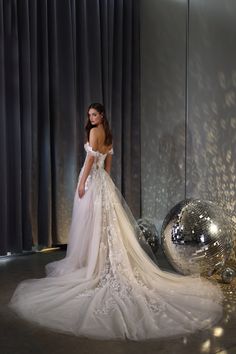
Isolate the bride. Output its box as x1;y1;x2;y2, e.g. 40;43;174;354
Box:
9;103;223;340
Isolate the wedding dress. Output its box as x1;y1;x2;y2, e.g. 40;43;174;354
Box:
9;142;223;340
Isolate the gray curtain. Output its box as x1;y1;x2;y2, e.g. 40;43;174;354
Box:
0;0;141;255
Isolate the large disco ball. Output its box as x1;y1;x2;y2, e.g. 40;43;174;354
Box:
161;199;234;275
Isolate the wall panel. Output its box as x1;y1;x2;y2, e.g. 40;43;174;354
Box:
187;0;236;214
140;0;187;222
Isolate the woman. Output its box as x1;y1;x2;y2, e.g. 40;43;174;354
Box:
9;103;223;340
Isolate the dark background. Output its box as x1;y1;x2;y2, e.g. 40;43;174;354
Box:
1;0;236;255
0;0;140;254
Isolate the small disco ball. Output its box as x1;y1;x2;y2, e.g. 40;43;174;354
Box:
221;267;236;284
137;218;159;253
161;199;234;275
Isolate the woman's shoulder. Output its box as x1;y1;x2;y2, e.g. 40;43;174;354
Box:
90;126;100;136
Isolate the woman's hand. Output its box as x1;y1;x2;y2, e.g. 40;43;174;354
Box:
78;182;85;198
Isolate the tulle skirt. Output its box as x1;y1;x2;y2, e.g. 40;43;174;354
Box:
9;168;223;340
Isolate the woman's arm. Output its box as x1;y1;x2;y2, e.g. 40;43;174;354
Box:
78;156;94;198
78;129;98;198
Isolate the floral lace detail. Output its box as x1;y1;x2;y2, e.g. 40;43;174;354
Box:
75;153;164;318
77;143;114;194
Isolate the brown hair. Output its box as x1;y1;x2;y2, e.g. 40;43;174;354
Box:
85;103;112;145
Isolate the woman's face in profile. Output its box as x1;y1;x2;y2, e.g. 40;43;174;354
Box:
88;108;103;126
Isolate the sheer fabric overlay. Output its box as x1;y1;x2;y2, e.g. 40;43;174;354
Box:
9;143;223;340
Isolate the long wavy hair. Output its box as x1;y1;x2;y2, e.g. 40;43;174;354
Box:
85;103;112;145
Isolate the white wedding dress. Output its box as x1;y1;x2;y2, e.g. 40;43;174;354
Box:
9;142;223;340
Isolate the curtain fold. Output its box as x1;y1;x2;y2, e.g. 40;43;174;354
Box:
0;0;141;255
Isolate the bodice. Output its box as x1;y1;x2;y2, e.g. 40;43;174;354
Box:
84;142;113;169
78;142;113;191
77;143;114;191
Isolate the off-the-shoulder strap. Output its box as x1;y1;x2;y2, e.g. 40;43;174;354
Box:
85;143;99;157
108;146;114;155
84;142;113;156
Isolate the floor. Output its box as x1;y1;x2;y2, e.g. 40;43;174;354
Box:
1;249;236;354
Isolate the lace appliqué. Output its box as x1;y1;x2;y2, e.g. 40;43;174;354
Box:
76;155;161;317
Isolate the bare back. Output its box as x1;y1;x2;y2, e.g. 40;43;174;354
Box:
90;126;112;154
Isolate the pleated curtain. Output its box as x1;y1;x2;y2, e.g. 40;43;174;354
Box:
0;0;141;255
